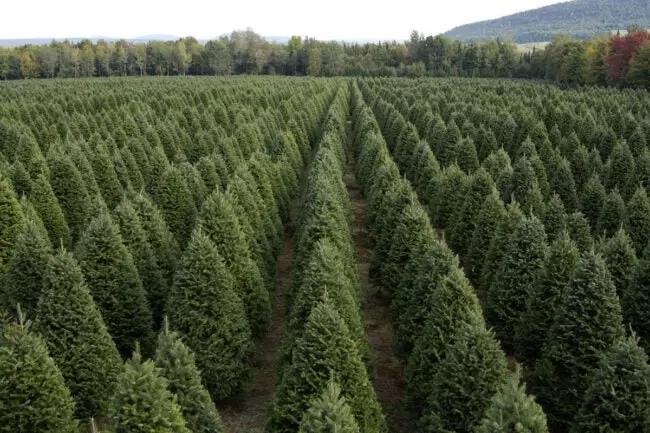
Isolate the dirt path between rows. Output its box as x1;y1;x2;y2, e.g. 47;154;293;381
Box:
344;140;414;433
217;224;294;433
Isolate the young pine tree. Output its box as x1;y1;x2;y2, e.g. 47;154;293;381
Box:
0;176;25;274
535;251;625;431
602;228;638;299
75;212;154;357
166;229;252;400
298;380;361;433
0;312;78;433
108;346;190;433
29;173;71;247
465;188;505;283
624;186;650;254
156;165;197;248
570;336;650;433
155;319;225;433
35;250;122;421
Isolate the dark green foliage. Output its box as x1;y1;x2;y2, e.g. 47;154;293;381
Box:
48;152;90;244
35;250;122;420
509;156;544;216
624;243;650;351
157;165;197;248
0;315;78;433
108;347;190;433
487;215;547;344
166;229;252;400
436;119;460;166
570;336;650;433
89;139;123;209
456;136;480;173
542;193;566;241
113;198;168;329
624;186;650;254
298;380;361;433
405;266;484;414
198;189;270;337
30;173;70;247
75;212;154;357
266;295;386;433
605;140;635;196
430;163;468;229
155;320;225;433
476;368;549;433
0;176;25;275
535;251;625;431
515;232;580;367
550;157;578;212
567;211;594;252
10;161;32;197
420;318;509;433
603;228;637;299
481;201;524;289
1;220;51;314
597;188;626;237
580;174;606;232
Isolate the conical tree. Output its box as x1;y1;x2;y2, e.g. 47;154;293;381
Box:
476;368;549;433
535;251;625;431
487;215;547;345
166;229;252;400
405;265;484;414
88;138;123;210
542;193;567;242
266;295;386;433
35;249;122;421
113;198;167;329
430;164;468;230
298;380;361;433
0;176;25;275
198;189;270;337
75;212;154;357
0;312;78;433
420;317;509;433
108;346;190;433
29;173;70;247
2;219;51;315
155;319;225;433
623;243;650;351
550;157;578;212
580;174;606;233
605;140;635;195
156;165;197;248
481;201;524;290
603;228;638;299
567;211;595;252
515;232;580;367
570;336;650;433
624;186;650;254
465;189;506;283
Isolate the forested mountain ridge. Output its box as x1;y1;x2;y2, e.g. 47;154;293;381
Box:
444;0;650;43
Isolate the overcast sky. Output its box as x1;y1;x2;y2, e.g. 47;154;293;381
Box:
2;0;564;41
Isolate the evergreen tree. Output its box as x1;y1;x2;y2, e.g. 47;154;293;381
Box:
605;140;635;196
430;164;468;229
509;157;544;216
266;295;386;433
580;174;606;232
298;380;361;433
157;165;197;248
535;251;625;431
167;229;252;400
456;136;480;173
405;265;483;414
420;318;509;433
487;215;547;345
48;152;90;244
35;250;122;420
603;228;638;299
108;346;190;433
30;173;70;248
481;201;524;290
515;232;580;367
624;243;650;351
0;313;78;433
476;368;549;433
624;186;650;254
550;157;578;212
88;138;123;209
570;336;650;433
75;212;154;357
155;319;225;433
542;193;566;241
0;176;25;275
566;211;594;252
198;189;270;337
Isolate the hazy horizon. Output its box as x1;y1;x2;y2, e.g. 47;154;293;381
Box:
3;0;565;41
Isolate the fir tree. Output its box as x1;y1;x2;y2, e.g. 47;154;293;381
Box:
420;317;509;433
476;368;549;433
2;219;51;315
266;295;386;433
155;319;225;433
0;176;25;275
624;243;650;351
456;136;480;173
605;140;635;197
157;165;197;248
550;157;578;212
567;212;594;252
515;232;580;367
542;193;567;241
602;228;638;299
35;250;122;420
624;186;650;254
580;174;606;232
166;229;252;400
30;173;70;248
405;265;484;414
48;152;90;244
88;138;123;209
570;336;650;433
487;215;547;345
298;380;361;433
108;346;190;433
535;251;625;431
0;312;78;433
481;201;524;290
75;212;154;357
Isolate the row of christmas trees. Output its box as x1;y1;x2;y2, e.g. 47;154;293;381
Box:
0;78;341;431
361;77;650;431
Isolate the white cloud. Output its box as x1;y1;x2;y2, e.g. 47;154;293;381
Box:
1;0;565;41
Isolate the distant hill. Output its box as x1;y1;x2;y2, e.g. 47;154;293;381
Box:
444;0;650;43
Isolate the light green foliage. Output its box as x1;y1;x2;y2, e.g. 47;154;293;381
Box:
298;381;361;433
